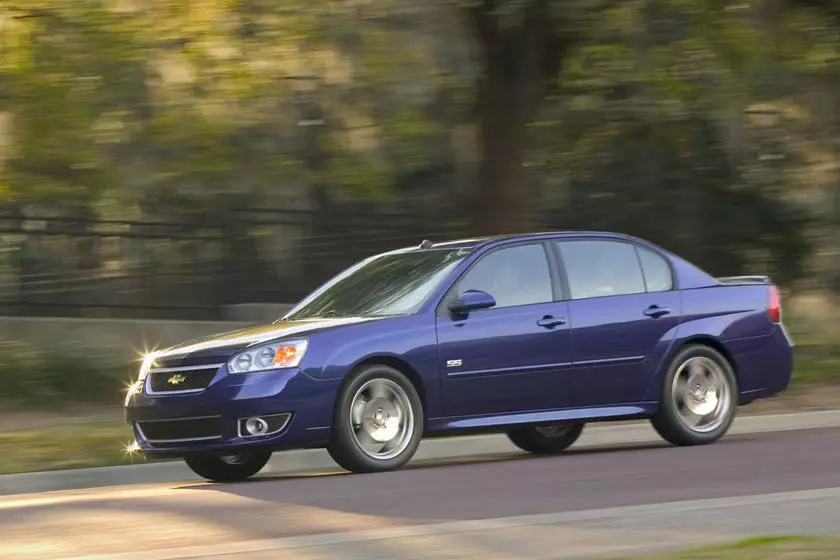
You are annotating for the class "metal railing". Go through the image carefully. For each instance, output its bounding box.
[0,207,465,320]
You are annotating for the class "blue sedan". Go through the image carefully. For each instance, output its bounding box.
[124,232,794,481]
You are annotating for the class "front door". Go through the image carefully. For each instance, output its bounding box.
[436,242,572,418]
[554,239,682,407]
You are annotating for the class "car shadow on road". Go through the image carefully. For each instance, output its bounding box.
[174,439,674,492]
[162,440,695,527]
[159,433,798,532]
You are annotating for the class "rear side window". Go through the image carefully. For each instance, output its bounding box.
[556,240,646,300]
[636,247,673,292]
[456,244,553,308]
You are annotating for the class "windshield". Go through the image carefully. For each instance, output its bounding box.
[284,248,468,320]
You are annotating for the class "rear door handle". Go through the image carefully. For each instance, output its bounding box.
[643,305,672,318]
[537,315,566,329]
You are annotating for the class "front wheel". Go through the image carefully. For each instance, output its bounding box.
[327,365,424,473]
[651,344,737,446]
[184,449,272,482]
[507,423,585,454]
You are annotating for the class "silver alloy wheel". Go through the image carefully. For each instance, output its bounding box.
[219,454,244,465]
[534,424,573,437]
[671,356,732,433]
[349,378,414,460]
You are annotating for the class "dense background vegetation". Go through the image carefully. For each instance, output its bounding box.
[1,0,839,315]
[2,1,840,473]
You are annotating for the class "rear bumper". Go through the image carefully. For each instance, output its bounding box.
[124,366,340,457]
[730,324,794,400]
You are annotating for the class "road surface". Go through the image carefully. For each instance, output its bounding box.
[3,415,840,559]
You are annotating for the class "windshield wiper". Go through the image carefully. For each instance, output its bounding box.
[312,309,347,319]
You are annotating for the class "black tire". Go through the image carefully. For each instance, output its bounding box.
[327,364,424,473]
[651,344,738,446]
[184,449,272,482]
[507,423,585,454]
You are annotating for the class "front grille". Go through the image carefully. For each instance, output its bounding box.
[147,366,220,394]
[136,416,222,443]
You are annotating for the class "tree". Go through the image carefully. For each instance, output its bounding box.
[459,0,575,234]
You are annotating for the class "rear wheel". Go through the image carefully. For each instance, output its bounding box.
[651,344,737,446]
[507,423,584,454]
[184,449,272,482]
[327,365,424,473]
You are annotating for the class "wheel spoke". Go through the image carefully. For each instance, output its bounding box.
[535,423,571,438]
[680,404,703,426]
[688,358,705,378]
[353,425,379,453]
[674,375,689,398]
[351,398,367,426]
[369,380,388,400]
[219,453,244,465]
[379,433,400,454]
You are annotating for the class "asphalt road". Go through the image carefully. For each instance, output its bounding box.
[3,421,840,560]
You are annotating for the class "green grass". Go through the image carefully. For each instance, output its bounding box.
[792,351,840,385]
[626,535,840,559]
[0,416,151,475]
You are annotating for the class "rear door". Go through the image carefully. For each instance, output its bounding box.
[554,239,682,407]
[436,242,572,417]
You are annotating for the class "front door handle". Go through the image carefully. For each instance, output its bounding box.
[537,315,566,329]
[643,305,672,318]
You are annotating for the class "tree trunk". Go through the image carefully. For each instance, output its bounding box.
[467,0,571,235]
[474,57,528,235]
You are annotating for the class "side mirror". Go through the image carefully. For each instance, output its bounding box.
[448,289,496,314]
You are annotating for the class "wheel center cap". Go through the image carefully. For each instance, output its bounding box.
[693,383,707,399]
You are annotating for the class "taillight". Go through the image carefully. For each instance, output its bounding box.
[768,284,781,323]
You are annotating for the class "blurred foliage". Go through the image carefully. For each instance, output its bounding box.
[0,0,839,306]
[0,419,141,474]
[0,339,129,407]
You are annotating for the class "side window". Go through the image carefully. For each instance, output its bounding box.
[636,247,673,292]
[456,244,553,309]
[557,240,645,300]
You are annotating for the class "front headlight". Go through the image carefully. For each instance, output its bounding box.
[137,353,158,381]
[125,353,157,406]
[228,339,309,374]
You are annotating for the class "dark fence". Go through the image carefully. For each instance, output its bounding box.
[0,208,465,320]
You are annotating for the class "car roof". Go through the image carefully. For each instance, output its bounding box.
[414,231,643,251]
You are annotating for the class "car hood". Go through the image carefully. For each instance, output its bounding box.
[152,316,381,366]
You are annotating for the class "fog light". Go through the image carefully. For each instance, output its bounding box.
[244,417,269,436]
[237,413,291,438]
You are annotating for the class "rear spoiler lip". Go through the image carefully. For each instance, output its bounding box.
[715,275,772,285]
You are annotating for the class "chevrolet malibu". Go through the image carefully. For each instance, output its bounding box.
[124,232,794,482]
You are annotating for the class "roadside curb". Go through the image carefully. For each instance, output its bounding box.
[2,409,838,497]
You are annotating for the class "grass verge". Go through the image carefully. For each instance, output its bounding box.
[0,412,150,475]
[0,418,145,474]
[627,535,840,559]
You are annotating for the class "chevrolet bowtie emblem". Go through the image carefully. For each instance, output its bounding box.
[168,374,186,385]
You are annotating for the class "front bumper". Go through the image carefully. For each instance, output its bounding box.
[124,365,339,456]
